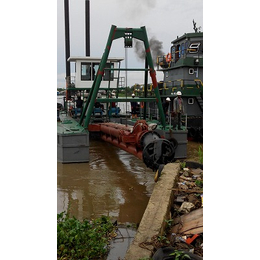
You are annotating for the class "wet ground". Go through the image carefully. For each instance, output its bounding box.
[107,226,136,260]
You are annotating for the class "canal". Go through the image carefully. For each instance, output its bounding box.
[57,138,202,224]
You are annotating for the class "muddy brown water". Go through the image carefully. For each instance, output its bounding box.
[57,139,202,259]
[57,139,155,224]
[57,139,202,224]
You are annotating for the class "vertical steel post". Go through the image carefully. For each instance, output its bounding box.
[64,0,71,99]
[85,0,90,56]
[144,58,148,120]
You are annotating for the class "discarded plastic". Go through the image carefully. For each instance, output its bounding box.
[175,236,186,243]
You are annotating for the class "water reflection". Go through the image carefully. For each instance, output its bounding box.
[57,140,155,223]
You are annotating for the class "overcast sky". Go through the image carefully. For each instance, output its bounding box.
[57,0,203,88]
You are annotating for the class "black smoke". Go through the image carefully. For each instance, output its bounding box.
[134,36,164,65]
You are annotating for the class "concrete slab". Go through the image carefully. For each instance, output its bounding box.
[124,163,180,259]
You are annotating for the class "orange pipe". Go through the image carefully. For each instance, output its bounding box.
[101,133,143,160]
[92,121,151,160]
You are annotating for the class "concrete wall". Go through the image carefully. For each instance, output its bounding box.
[124,163,180,259]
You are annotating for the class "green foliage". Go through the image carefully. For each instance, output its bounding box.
[198,145,203,164]
[157,235,170,245]
[164,219,174,229]
[57,212,115,260]
[195,179,203,188]
[117,86,134,96]
[169,250,191,260]
[180,161,186,169]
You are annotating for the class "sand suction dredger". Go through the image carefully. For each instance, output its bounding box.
[58,25,188,172]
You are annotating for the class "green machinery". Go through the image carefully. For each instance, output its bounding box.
[79,25,166,129]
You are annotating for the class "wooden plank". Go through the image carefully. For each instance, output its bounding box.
[173,208,203,224]
[171,208,203,235]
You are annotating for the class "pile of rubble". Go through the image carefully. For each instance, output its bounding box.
[168,164,203,258]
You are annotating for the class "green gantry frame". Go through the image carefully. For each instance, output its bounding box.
[79,25,166,129]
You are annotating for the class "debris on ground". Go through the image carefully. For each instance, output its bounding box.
[172,207,203,234]
[168,164,203,257]
[149,164,203,259]
[138,162,203,259]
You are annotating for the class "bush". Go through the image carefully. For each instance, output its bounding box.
[57,212,115,259]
